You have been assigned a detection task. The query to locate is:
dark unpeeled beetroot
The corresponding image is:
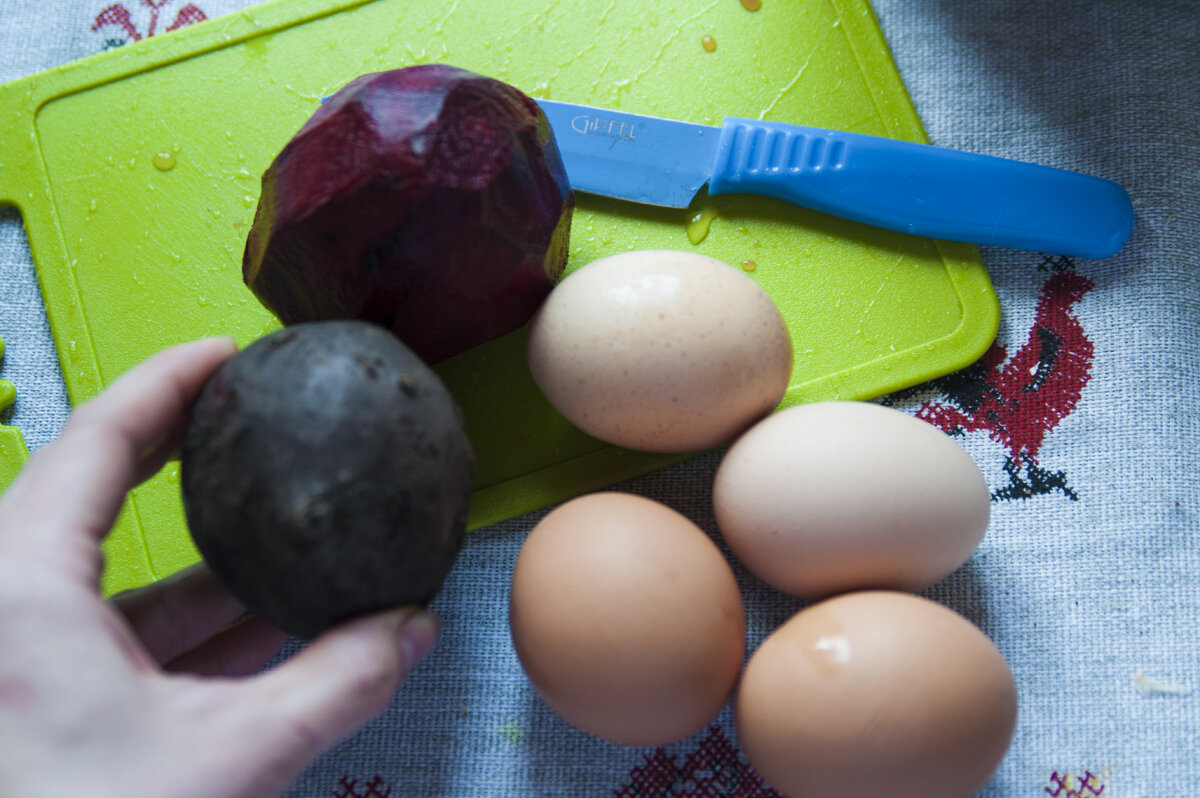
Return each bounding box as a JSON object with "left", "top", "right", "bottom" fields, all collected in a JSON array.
[
  {"left": 243, "top": 65, "right": 575, "bottom": 365},
  {"left": 180, "top": 321, "right": 475, "bottom": 640}
]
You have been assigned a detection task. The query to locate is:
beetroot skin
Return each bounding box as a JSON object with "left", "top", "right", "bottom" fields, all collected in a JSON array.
[{"left": 243, "top": 65, "right": 575, "bottom": 364}]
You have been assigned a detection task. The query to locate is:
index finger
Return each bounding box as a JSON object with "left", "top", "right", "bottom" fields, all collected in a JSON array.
[{"left": 0, "top": 337, "right": 237, "bottom": 580}]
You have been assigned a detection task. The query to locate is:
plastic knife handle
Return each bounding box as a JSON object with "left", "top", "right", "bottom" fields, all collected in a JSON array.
[{"left": 707, "top": 118, "right": 1133, "bottom": 259}]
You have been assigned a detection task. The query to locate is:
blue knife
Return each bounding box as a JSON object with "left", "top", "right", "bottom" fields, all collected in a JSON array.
[{"left": 536, "top": 99, "right": 1133, "bottom": 259}]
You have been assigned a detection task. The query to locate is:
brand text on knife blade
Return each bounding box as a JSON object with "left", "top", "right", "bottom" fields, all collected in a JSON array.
[{"left": 569, "top": 114, "right": 638, "bottom": 141}]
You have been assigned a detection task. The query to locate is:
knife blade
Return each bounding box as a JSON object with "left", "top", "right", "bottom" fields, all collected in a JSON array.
[{"left": 536, "top": 99, "right": 1133, "bottom": 259}]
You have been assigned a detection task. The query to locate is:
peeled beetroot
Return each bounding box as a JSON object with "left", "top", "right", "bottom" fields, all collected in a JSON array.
[{"left": 243, "top": 65, "right": 575, "bottom": 364}]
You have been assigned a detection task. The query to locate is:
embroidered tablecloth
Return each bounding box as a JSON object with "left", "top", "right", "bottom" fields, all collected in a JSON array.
[{"left": 1, "top": 1, "right": 1197, "bottom": 795}]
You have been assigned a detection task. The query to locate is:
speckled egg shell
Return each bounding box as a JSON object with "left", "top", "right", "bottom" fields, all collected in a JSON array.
[{"left": 526, "top": 250, "right": 792, "bottom": 453}]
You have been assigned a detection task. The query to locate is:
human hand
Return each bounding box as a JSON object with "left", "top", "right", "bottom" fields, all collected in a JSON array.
[{"left": 0, "top": 338, "right": 439, "bottom": 798}]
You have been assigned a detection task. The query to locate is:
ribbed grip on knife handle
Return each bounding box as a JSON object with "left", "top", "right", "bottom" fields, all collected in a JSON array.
[
  {"left": 712, "top": 121, "right": 849, "bottom": 178},
  {"left": 707, "top": 117, "right": 1134, "bottom": 259}
]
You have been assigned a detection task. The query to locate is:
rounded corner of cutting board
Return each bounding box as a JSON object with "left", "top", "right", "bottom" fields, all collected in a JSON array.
[
  {"left": 877, "top": 245, "right": 1002, "bottom": 397},
  {"left": 936, "top": 241, "right": 1002, "bottom": 368}
]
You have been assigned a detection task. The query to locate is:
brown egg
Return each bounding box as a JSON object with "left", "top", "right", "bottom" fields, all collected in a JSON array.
[
  {"left": 713, "top": 401, "right": 990, "bottom": 600},
  {"left": 509, "top": 492, "right": 746, "bottom": 746},
  {"left": 526, "top": 249, "right": 792, "bottom": 453},
  {"left": 736, "top": 591, "right": 1017, "bottom": 798}
]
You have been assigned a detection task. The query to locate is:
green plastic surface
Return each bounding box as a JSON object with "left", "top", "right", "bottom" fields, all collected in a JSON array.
[
  {"left": 0, "top": 0, "right": 999, "bottom": 595},
  {"left": 0, "top": 337, "right": 23, "bottom": 495}
]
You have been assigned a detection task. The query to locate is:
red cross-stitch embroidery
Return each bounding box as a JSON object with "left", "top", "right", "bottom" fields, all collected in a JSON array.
[
  {"left": 92, "top": 0, "right": 208, "bottom": 48},
  {"left": 614, "top": 726, "right": 780, "bottom": 797},
  {"left": 1046, "top": 770, "right": 1106, "bottom": 796},
  {"left": 899, "top": 255, "right": 1094, "bottom": 500},
  {"left": 332, "top": 774, "right": 393, "bottom": 798}
]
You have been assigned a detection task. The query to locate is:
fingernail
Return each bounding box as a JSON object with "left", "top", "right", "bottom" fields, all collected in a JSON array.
[{"left": 399, "top": 610, "right": 439, "bottom": 673}]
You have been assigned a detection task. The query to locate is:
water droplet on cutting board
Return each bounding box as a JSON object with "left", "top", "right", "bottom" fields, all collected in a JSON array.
[
  {"left": 243, "top": 33, "right": 274, "bottom": 59},
  {"left": 741, "top": 259, "right": 757, "bottom": 272},
  {"left": 686, "top": 206, "right": 718, "bottom": 245},
  {"left": 153, "top": 152, "right": 176, "bottom": 171}
]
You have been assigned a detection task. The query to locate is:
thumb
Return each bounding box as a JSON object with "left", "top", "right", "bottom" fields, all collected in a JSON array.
[{"left": 240, "top": 607, "right": 439, "bottom": 766}]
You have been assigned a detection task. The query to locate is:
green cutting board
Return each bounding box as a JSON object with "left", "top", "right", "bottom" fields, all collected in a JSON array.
[{"left": 0, "top": 0, "right": 998, "bottom": 595}]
